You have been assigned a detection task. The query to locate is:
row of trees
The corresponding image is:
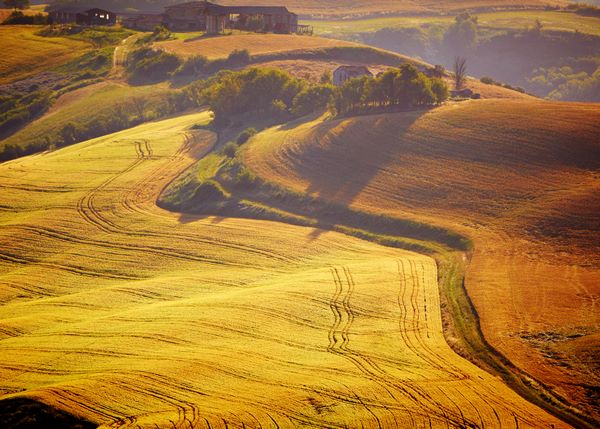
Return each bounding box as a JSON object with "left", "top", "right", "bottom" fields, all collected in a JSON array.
[
  {"left": 333, "top": 64, "right": 448, "bottom": 116},
  {"left": 199, "top": 64, "right": 449, "bottom": 127}
]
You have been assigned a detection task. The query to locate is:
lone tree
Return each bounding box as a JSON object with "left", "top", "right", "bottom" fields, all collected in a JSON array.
[
  {"left": 453, "top": 56, "right": 467, "bottom": 90},
  {"left": 4, "top": 0, "right": 29, "bottom": 9}
]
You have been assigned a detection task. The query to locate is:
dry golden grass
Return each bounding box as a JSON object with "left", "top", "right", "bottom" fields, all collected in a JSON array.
[
  {"left": 0, "top": 25, "right": 90, "bottom": 84},
  {"left": 0, "top": 111, "right": 568, "bottom": 427},
  {"left": 244, "top": 99, "right": 600, "bottom": 421},
  {"left": 217, "top": 1, "right": 567, "bottom": 17},
  {"left": 156, "top": 33, "right": 359, "bottom": 60}
]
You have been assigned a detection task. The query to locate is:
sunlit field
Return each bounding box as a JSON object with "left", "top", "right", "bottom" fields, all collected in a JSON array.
[
  {"left": 156, "top": 33, "right": 359, "bottom": 60},
  {"left": 0, "top": 111, "right": 569, "bottom": 427},
  {"left": 244, "top": 99, "right": 600, "bottom": 422}
]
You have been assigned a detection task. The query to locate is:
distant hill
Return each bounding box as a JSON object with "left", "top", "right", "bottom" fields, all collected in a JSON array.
[{"left": 46, "top": 0, "right": 569, "bottom": 16}]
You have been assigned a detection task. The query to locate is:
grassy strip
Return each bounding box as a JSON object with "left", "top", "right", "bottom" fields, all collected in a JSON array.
[{"left": 437, "top": 253, "right": 598, "bottom": 429}]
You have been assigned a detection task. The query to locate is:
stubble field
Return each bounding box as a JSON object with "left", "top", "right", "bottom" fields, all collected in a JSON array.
[
  {"left": 243, "top": 99, "right": 600, "bottom": 422},
  {"left": 0, "top": 111, "right": 568, "bottom": 428}
]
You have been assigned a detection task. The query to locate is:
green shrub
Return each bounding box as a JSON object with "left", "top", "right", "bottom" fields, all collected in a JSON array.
[
  {"left": 222, "top": 141, "right": 239, "bottom": 158},
  {"left": 191, "top": 180, "right": 228, "bottom": 202},
  {"left": 236, "top": 127, "right": 257, "bottom": 145},
  {"left": 127, "top": 48, "right": 182, "bottom": 83},
  {"left": 292, "top": 84, "right": 335, "bottom": 116},
  {"left": 2, "top": 11, "right": 48, "bottom": 25},
  {"left": 480, "top": 76, "right": 495, "bottom": 84},
  {"left": 227, "top": 49, "right": 251, "bottom": 66}
]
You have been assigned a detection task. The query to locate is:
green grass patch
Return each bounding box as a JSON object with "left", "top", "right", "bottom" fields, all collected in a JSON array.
[{"left": 305, "top": 10, "right": 600, "bottom": 38}]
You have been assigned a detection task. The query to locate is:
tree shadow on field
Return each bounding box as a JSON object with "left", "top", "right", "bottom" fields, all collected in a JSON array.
[
  {"left": 299, "top": 109, "right": 427, "bottom": 240},
  {"left": 0, "top": 397, "right": 96, "bottom": 429}
]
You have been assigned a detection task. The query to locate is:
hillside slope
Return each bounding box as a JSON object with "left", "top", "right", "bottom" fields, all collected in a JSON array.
[
  {"left": 244, "top": 99, "right": 600, "bottom": 421},
  {"left": 0, "top": 111, "right": 568, "bottom": 428},
  {"left": 0, "top": 26, "right": 90, "bottom": 85},
  {"left": 156, "top": 34, "right": 359, "bottom": 59},
  {"left": 216, "top": 0, "right": 568, "bottom": 17}
]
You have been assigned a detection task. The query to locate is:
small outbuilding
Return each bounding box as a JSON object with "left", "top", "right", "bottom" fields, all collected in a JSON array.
[
  {"left": 49, "top": 7, "right": 117, "bottom": 26},
  {"left": 333, "top": 65, "right": 373, "bottom": 86}
]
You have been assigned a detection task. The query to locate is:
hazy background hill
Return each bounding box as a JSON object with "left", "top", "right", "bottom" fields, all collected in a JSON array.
[{"left": 44, "top": 0, "right": 569, "bottom": 15}]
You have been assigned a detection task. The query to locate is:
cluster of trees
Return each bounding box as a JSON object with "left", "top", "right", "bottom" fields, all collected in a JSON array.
[
  {"left": 333, "top": 64, "right": 448, "bottom": 116},
  {"left": 0, "top": 91, "right": 53, "bottom": 137},
  {"left": 201, "top": 68, "right": 304, "bottom": 127},
  {"left": 199, "top": 64, "right": 448, "bottom": 127},
  {"left": 353, "top": 12, "right": 600, "bottom": 101},
  {"left": 529, "top": 65, "right": 600, "bottom": 102},
  {"left": 2, "top": 11, "right": 48, "bottom": 24}
]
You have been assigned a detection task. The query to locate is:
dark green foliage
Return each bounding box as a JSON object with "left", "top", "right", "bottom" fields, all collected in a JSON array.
[
  {"left": 0, "top": 90, "right": 52, "bottom": 137},
  {"left": 227, "top": 49, "right": 251, "bottom": 66},
  {"left": 292, "top": 84, "right": 335, "bottom": 116},
  {"left": 175, "top": 55, "right": 209, "bottom": 79},
  {"left": 529, "top": 65, "right": 600, "bottom": 101},
  {"left": 443, "top": 13, "right": 479, "bottom": 57},
  {"left": 0, "top": 397, "right": 96, "bottom": 429},
  {"left": 480, "top": 76, "right": 495, "bottom": 84},
  {"left": 202, "top": 67, "right": 305, "bottom": 126},
  {"left": 138, "top": 25, "right": 171, "bottom": 44},
  {"left": 192, "top": 180, "right": 228, "bottom": 202},
  {"left": 2, "top": 11, "right": 48, "bottom": 24},
  {"left": 236, "top": 127, "right": 257, "bottom": 145},
  {"left": 127, "top": 47, "right": 182, "bottom": 83},
  {"left": 222, "top": 141, "right": 239, "bottom": 158},
  {"left": 333, "top": 64, "right": 446, "bottom": 116}
]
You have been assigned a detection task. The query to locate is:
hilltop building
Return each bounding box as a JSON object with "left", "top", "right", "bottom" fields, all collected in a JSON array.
[
  {"left": 123, "top": 1, "right": 309, "bottom": 35},
  {"left": 49, "top": 7, "right": 117, "bottom": 26},
  {"left": 333, "top": 65, "right": 373, "bottom": 86}
]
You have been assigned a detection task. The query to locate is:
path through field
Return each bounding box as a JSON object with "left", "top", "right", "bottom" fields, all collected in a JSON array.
[{"left": 0, "top": 113, "right": 567, "bottom": 428}]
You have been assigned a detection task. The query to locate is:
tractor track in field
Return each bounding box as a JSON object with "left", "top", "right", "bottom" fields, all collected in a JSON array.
[{"left": 0, "top": 113, "right": 574, "bottom": 429}]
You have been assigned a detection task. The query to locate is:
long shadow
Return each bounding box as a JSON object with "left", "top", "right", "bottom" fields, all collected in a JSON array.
[{"left": 0, "top": 397, "right": 96, "bottom": 429}]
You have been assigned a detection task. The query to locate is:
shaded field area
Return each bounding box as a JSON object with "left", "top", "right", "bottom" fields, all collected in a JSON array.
[
  {"left": 0, "top": 112, "right": 566, "bottom": 428},
  {"left": 0, "top": 397, "right": 95, "bottom": 429},
  {"left": 243, "top": 99, "right": 600, "bottom": 423}
]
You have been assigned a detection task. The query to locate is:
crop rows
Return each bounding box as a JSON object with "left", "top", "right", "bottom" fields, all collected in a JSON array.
[{"left": 0, "top": 112, "right": 566, "bottom": 427}]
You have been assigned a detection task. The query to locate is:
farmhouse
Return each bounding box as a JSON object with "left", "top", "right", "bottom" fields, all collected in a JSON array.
[
  {"left": 124, "top": 1, "right": 307, "bottom": 35},
  {"left": 49, "top": 7, "right": 116, "bottom": 26},
  {"left": 333, "top": 65, "right": 373, "bottom": 86}
]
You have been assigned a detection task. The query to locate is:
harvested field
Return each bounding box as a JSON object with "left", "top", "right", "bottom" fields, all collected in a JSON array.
[
  {"left": 0, "top": 25, "right": 90, "bottom": 84},
  {"left": 156, "top": 34, "right": 359, "bottom": 59},
  {"left": 0, "top": 112, "right": 567, "bottom": 428},
  {"left": 244, "top": 99, "right": 600, "bottom": 422}
]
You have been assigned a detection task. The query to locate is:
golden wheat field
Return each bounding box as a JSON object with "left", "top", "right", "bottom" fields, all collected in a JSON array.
[
  {"left": 156, "top": 34, "right": 358, "bottom": 60},
  {"left": 243, "top": 99, "right": 600, "bottom": 421},
  {"left": 0, "top": 111, "right": 571, "bottom": 428}
]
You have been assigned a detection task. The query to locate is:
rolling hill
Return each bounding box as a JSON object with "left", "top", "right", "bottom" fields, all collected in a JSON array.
[
  {"left": 0, "top": 111, "right": 569, "bottom": 428},
  {"left": 218, "top": 1, "right": 568, "bottom": 17},
  {"left": 243, "top": 99, "right": 600, "bottom": 422},
  {"left": 156, "top": 33, "right": 360, "bottom": 60},
  {"left": 0, "top": 26, "right": 90, "bottom": 85}
]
